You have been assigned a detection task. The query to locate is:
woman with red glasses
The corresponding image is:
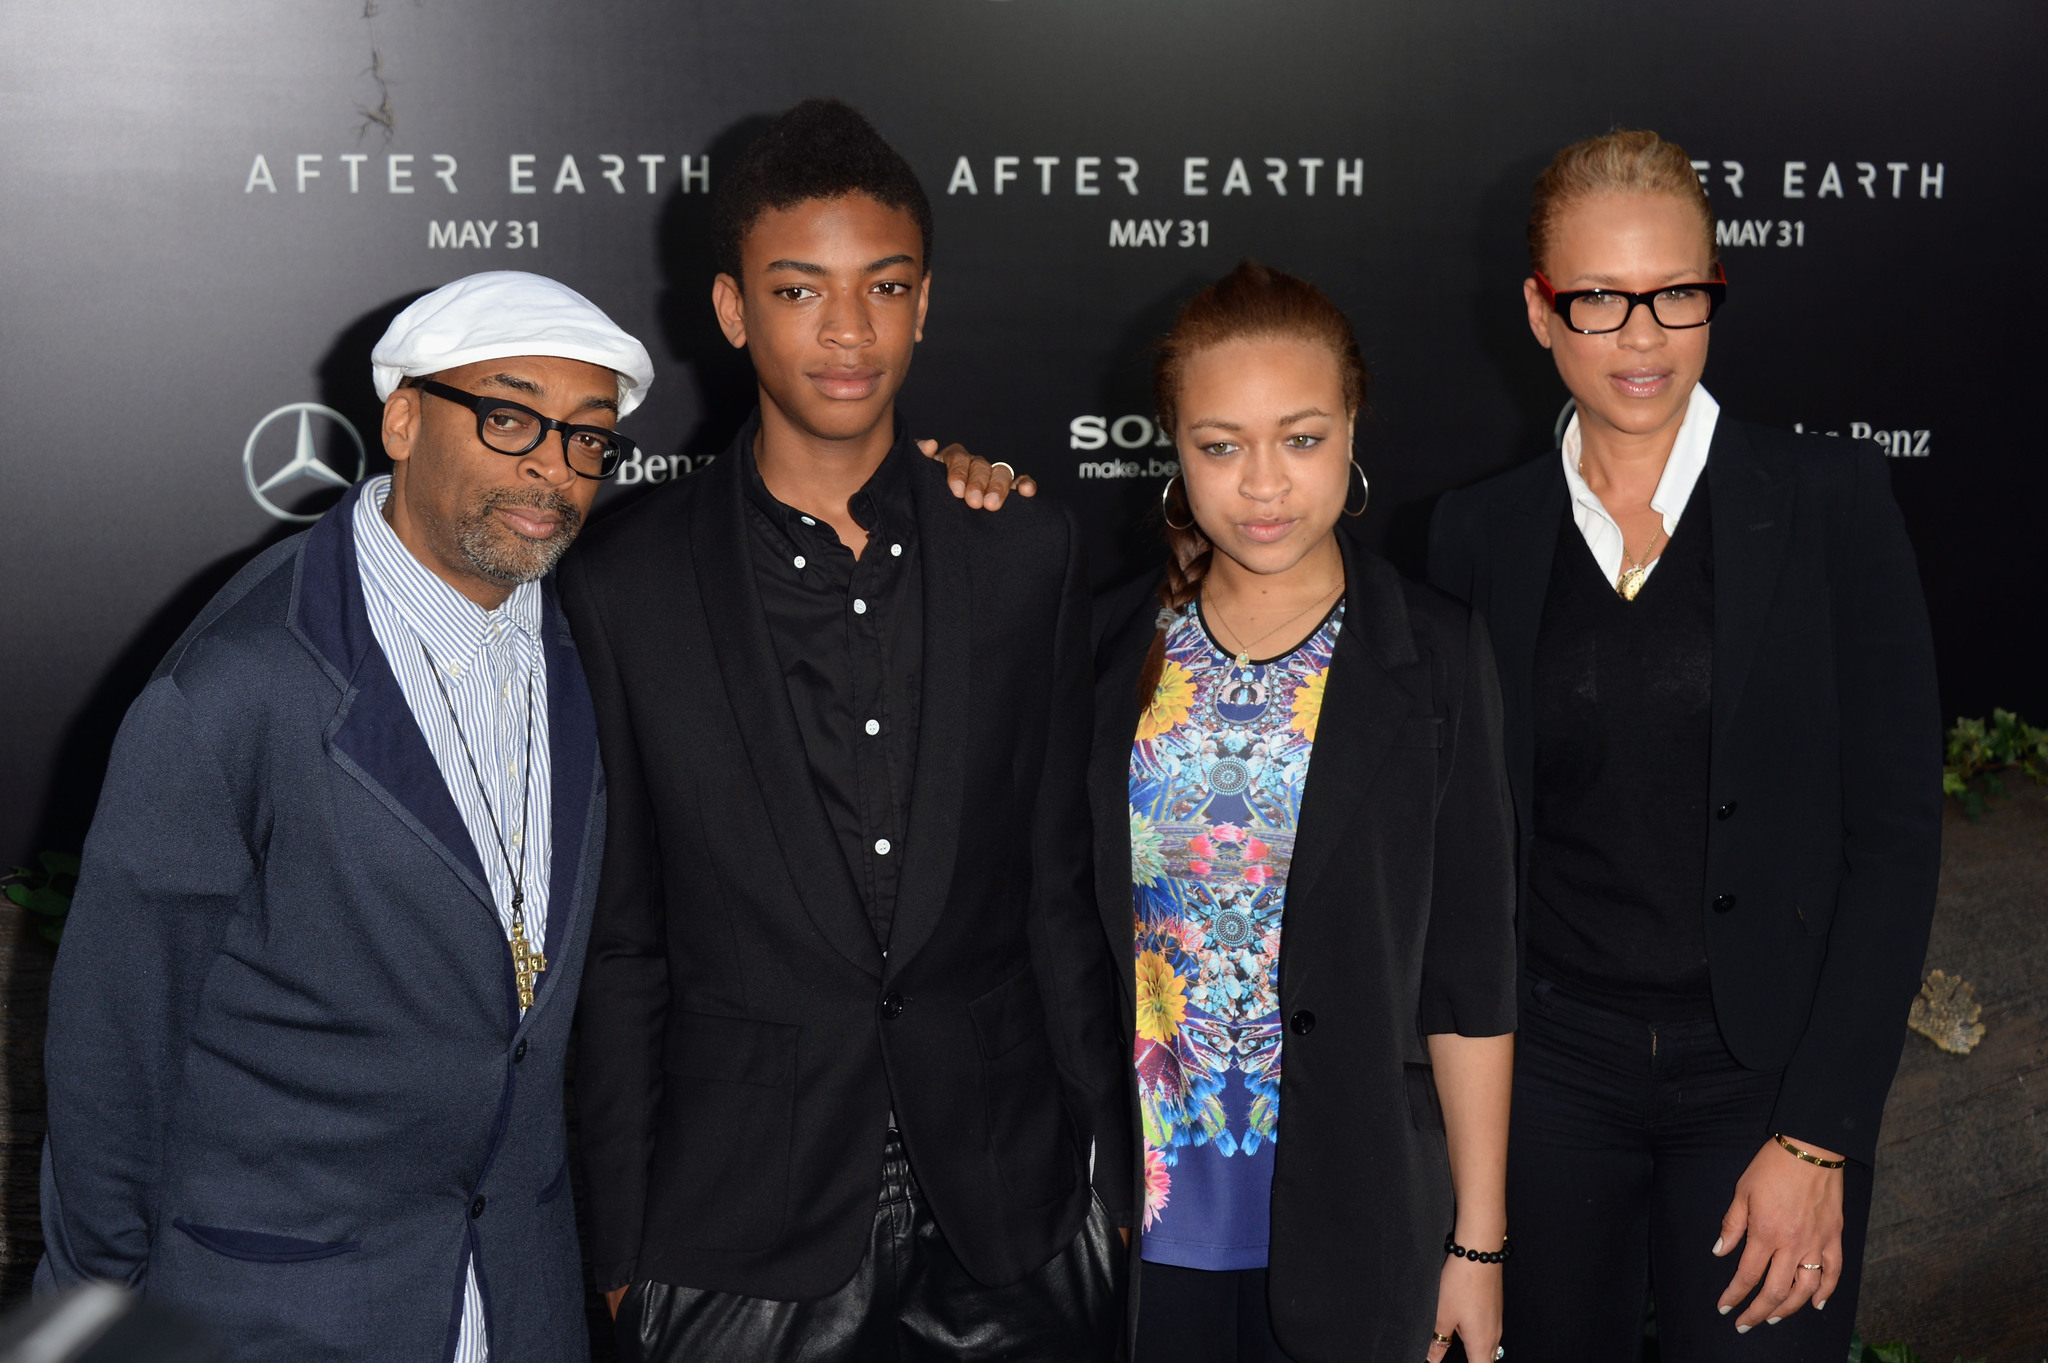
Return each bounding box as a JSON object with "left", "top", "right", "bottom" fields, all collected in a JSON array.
[{"left": 1429, "top": 130, "right": 1941, "bottom": 1361}]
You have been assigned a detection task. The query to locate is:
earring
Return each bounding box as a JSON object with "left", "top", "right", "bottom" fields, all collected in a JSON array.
[
  {"left": 1160, "top": 474, "right": 1196, "bottom": 531},
  {"left": 1343, "top": 458, "right": 1370, "bottom": 517}
]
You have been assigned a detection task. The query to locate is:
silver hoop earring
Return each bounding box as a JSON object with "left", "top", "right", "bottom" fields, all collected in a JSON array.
[
  {"left": 1343, "top": 458, "right": 1370, "bottom": 518},
  {"left": 1161, "top": 474, "right": 1195, "bottom": 531}
]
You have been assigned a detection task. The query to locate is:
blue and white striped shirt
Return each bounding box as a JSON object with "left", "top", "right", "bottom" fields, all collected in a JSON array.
[{"left": 353, "top": 475, "right": 552, "bottom": 1363}]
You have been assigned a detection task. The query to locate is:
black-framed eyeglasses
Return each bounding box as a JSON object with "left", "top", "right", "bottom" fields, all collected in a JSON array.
[
  {"left": 1534, "top": 266, "right": 1727, "bottom": 335},
  {"left": 415, "top": 379, "right": 635, "bottom": 480}
]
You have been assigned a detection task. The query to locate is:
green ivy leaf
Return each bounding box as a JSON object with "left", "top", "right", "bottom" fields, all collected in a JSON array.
[{"left": 17, "top": 887, "right": 70, "bottom": 917}]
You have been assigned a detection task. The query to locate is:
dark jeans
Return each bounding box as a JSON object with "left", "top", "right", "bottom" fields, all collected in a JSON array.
[
  {"left": 1135, "top": 1263, "right": 1295, "bottom": 1363},
  {"left": 617, "top": 1130, "right": 1124, "bottom": 1362},
  {"left": 1505, "top": 976, "right": 1872, "bottom": 1363}
]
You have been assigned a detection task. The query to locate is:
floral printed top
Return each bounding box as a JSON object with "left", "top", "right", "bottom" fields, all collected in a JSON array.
[{"left": 1130, "top": 599, "right": 1341, "bottom": 1270}]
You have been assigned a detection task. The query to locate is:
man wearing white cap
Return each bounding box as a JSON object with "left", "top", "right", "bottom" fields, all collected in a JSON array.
[{"left": 37, "top": 270, "right": 651, "bottom": 1363}]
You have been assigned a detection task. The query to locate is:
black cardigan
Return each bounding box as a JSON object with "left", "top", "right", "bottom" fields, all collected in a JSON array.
[
  {"left": 1089, "top": 537, "right": 1517, "bottom": 1363},
  {"left": 1427, "top": 417, "right": 1942, "bottom": 1167}
]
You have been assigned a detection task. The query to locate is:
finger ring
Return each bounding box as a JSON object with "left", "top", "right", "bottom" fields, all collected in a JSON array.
[
  {"left": 1431, "top": 1332, "right": 1453, "bottom": 1346},
  {"left": 991, "top": 461, "right": 1017, "bottom": 479},
  {"left": 1800, "top": 1262, "right": 1824, "bottom": 1271}
]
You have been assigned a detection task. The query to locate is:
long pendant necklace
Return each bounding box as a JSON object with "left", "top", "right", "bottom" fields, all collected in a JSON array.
[
  {"left": 1615, "top": 525, "right": 1666, "bottom": 602},
  {"left": 1206, "top": 580, "right": 1344, "bottom": 669},
  {"left": 419, "top": 636, "right": 548, "bottom": 1011}
]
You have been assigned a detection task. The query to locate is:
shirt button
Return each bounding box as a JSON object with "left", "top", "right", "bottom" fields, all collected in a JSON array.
[
  {"left": 865, "top": 719, "right": 881, "bottom": 736},
  {"left": 470, "top": 1196, "right": 487, "bottom": 1219},
  {"left": 880, "top": 991, "right": 904, "bottom": 1020},
  {"left": 874, "top": 838, "right": 891, "bottom": 856},
  {"left": 891, "top": 543, "right": 902, "bottom": 557},
  {"left": 801, "top": 515, "right": 816, "bottom": 526},
  {"left": 1289, "top": 1010, "right": 1316, "bottom": 1035},
  {"left": 1717, "top": 802, "right": 1738, "bottom": 820},
  {"left": 853, "top": 599, "right": 868, "bottom": 614},
  {"left": 1713, "top": 894, "right": 1738, "bottom": 914},
  {"left": 793, "top": 555, "right": 806, "bottom": 570}
]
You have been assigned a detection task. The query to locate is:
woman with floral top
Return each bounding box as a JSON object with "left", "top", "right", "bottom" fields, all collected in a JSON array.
[{"left": 1088, "top": 261, "right": 1519, "bottom": 1363}]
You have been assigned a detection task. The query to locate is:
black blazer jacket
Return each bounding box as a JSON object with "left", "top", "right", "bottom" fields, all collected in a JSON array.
[
  {"left": 1090, "top": 539, "right": 1517, "bottom": 1363},
  {"left": 1427, "top": 418, "right": 1942, "bottom": 1166},
  {"left": 559, "top": 441, "right": 1131, "bottom": 1301}
]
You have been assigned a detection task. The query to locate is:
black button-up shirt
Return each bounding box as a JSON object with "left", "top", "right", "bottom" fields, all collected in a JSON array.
[{"left": 742, "top": 421, "right": 923, "bottom": 948}]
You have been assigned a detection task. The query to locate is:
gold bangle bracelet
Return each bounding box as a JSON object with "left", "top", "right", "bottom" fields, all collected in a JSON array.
[{"left": 1774, "top": 1133, "right": 1846, "bottom": 1169}]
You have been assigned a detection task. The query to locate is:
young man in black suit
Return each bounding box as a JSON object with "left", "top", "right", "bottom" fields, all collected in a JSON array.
[{"left": 561, "top": 100, "right": 1131, "bottom": 1362}]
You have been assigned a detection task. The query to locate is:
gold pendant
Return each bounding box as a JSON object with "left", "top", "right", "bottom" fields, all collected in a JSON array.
[
  {"left": 1235, "top": 651, "right": 1250, "bottom": 667},
  {"left": 510, "top": 913, "right": 548, "bottom": 1011},
  {"left": 1616, "top": 565, "right": 1648, "bottom": 602}
]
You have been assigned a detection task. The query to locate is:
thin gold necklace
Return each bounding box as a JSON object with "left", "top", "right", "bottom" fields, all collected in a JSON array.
[
  {"left": 1615, "top": 525, "right": 1666, "bottom": 601},
  {"left": 1204, "top": 580, "right": 1343, "bottom": 668},
  {"left": 1578, "top": 454, "right": 1666, "bottom": 602}
]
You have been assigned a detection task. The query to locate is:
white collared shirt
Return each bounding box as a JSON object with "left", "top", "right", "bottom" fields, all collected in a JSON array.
[
  {"left": 353, "top": 474, "right": 552, "bottom": 1363},
  {"left": 1560, "top": 385, "right": 1720, "bottom": 587}
]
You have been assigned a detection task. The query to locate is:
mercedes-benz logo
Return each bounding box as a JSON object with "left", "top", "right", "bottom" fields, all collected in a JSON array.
[{"left": 243, "top": 403, "right": 367, "bottom": 522}]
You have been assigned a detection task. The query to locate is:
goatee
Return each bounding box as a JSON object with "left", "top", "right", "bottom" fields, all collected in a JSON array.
[{"left": 456, "top": 486, "right": 585, "bottom": 585}]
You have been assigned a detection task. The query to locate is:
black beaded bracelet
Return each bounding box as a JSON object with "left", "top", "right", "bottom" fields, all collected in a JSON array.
[{"left": 1444, "top": 1232, "right": 1511, "bottom": 1265}]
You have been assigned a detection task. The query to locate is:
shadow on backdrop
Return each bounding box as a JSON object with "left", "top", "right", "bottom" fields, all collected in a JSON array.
[
  {"left": 27, "top": 293, "right": 417, "bottom": 863},
  {"left": 1371, "top": 151, "right": 1569, "bottom": 584}
]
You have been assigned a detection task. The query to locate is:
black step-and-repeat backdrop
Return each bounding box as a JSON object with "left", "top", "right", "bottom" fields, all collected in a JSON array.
[{"left": 4, "top": 0, "right": 2043, "bottom": 863}]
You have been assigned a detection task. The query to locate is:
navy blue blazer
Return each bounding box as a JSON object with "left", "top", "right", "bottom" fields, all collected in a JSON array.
[{"left": 37, "top": 482, "right": 605, "bottom": 1363}]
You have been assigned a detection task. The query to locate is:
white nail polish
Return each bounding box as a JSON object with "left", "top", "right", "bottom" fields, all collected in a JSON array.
[
  {"left": 1737, "top": 1325, "right": 1751, "bottom": 1334},
  {"left": 1717, "top": 1305, "right": 1731, "bottom": 1316},
  {"left": 1815, "top": 1299, "right": 1827, "bottom": 1311},
  {"left": 1712, "top": 1237, "right": 1724, "bottom": 1255},
  {"left": 1767, "top": 1317, "right": 1782, "bottom": 1325}
]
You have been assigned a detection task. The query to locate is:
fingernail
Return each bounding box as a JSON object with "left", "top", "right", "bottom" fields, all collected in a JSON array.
[
  {"left": 1718, "top": 1305, "right": 1731, "bottom": 1316},
  {"left": 1767, "top": 1317, "right": 1782, "bottom": 1325},
  {"left": 1815, "top": 1299, "right": 1827, "bottom": 1310},
  {"left": 1736, "top": 1325, "right": 1751, "bottom": 1334},
  {"left": 1712, "top": 1237, "right": 1724, "bottom": 1255}
]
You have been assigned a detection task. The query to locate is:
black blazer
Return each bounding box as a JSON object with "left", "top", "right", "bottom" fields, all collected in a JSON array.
[
  {"left": 559, "top": 442, "right": 1131, "bottom": 1302},
  {"left": 1427, "top": 417, "right": 1942, "bottom": 1165},
  {"left": 1090, "top": 539, "right": 1517, "bottom": 1363}
]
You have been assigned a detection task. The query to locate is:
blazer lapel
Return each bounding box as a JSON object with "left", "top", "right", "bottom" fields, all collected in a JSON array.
[
  {"left": 1285, "top": 543, "right": 1423, "bottom": 910},
  {"left": 880, "top": 467, "right": 971, "bottom": 979},
  {"left": 1490, "top": 463, "right": 1566, "bottom": 830},
  {"left": 689, "top": 454, "right": 882, "bottom": 979},
  {"left": 1708, "top": 422, "right": 1794, "bottom": 756},
  {"left": 531, "top": 578, "right": 600, "bottom": 1014},
  {"left": 291, "top": 486, "right": 494, "bottom": 909},
  {"left": 1090, "top": 582, "right": 1158, "bottom": 998}
]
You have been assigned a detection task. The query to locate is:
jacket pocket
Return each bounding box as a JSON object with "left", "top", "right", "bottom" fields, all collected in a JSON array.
[
  {"left": 970, "top": 970, "right": 1077, "bottom": 1207},
  {"left": 536, "top": 1158, "right": 569, "bottom": 1206},
  {"left": 651, "top": 1013, "right": 799, "bottom": 1253},
  {"left": 1404, "top": 1063, "right": 1446, "bottom": 1133},
  {"left": 970, "top": 968, "right": 1046, "bottom": 1059},
  {"left": 173, "top": 1220, "right": 360, "bottom": 1263},
  {"left": 1396, "top": 716, "right": 1446, "bottom": 749}
]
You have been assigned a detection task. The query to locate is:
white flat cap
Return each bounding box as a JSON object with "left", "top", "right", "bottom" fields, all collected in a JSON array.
[{"left": 371, "top": 270, "right": 654, "bottom": 417}]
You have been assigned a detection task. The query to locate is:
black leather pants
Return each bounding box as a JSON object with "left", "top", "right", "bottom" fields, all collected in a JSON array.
[{"left": 618, "top": 1130, "right": 1125, "bottom": 1362}]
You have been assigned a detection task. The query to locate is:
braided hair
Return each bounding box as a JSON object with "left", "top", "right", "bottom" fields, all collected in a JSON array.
[{"left": 1135, "top": 260, "right": 1368, "bottom": 708}]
